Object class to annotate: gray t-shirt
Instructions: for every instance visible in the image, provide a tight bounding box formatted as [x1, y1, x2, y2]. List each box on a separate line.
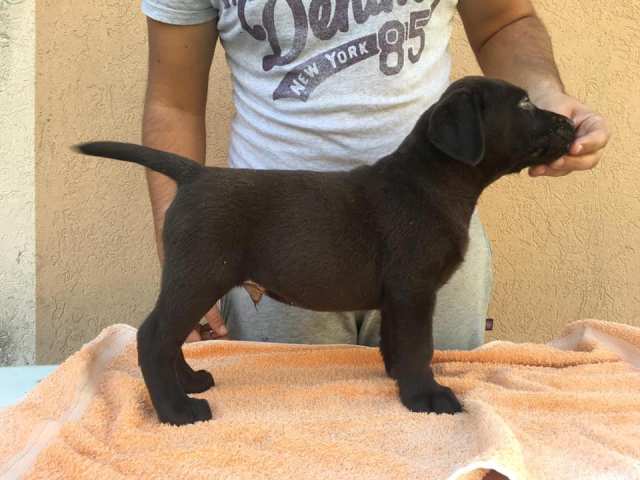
[142, 0, 459, 171]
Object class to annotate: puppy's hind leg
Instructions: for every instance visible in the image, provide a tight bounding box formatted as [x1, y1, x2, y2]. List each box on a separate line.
[137, 253, 235, 425]
[385, 288, 462, 415]
[379, 306, 398, 379]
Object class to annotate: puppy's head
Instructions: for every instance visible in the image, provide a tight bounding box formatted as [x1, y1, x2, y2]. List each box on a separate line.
[425, 76, 576, 179]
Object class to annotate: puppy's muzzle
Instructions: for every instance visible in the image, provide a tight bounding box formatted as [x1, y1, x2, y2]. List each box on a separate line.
[539, 114, 577, 160]
[553, 115, 577, 151]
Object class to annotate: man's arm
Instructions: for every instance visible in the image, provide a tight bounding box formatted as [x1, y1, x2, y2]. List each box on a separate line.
[458, 1, 609, 177]
[144, 17, 216, 256]
[143, 18, 227, 339]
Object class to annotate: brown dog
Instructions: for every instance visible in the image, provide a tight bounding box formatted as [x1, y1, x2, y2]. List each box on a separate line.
[75, 76, 576, 425]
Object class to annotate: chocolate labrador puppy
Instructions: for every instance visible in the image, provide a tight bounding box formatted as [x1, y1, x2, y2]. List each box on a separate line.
[75, 76, 575, 426]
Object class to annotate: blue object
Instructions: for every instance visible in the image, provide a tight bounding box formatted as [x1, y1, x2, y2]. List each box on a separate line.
[0, 366, 58, 409]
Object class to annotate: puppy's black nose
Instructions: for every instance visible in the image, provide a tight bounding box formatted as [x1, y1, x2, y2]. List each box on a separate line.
[553, 116, 577, 151]
[554, 116, 576, 138]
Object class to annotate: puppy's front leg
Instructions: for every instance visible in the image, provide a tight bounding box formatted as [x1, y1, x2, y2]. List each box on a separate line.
[384, 290, 462, 414]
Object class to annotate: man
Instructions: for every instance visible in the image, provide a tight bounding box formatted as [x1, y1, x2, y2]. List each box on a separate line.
[140, 0, 609, 346]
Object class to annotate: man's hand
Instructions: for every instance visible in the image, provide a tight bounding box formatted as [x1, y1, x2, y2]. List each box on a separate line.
[459, 1, 611, 178]
[185, 303, 229, 342]
[528, 91, 610, 177]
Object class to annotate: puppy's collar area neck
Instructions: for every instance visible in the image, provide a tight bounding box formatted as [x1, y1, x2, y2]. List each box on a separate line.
[383, 142, 485, 206]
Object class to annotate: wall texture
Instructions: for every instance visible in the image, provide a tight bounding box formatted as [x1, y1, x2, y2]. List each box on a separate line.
[36, 1, 640, 363]
[35, 0, 234, 363]
[454, 2, 640, 343]
[1, 0, 35, 366]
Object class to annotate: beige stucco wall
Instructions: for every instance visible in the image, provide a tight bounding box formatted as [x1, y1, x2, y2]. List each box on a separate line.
[454, 2, 640, 343]
[1, 0, 35, 366]
[35, 1, 640, 363]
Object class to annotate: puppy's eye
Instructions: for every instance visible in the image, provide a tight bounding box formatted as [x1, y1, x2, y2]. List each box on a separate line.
[518, 97, 535, 111]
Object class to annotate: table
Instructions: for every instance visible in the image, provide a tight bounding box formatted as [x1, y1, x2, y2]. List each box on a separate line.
[0, 366, 57, 409]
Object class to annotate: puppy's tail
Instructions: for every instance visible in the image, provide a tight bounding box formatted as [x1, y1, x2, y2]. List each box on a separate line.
[73, 141, 203, 184]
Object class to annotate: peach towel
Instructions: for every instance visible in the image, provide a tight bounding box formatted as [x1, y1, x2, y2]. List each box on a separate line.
[1, 319, 639, 479]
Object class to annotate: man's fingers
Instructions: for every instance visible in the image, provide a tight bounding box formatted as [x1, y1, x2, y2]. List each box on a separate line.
[573, 129, 609, 156]
[528, 165, 547, 177]
[572, 113, 609, 153]
[529, 164, 571, 177]
[204, 304, 228, 338]
[185, 329, 202, 343]
[184, 304, 228, 343]
[541, 168, 571, 177]
[549, 154, 600, 172]
[546, 169, 571, 177]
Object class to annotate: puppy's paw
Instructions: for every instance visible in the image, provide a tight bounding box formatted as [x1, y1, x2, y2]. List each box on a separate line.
[188, 397, 213, 423]
[401, 385, 462, 414]
[158, 397, 213, 426]
[180, 369, 215, 394]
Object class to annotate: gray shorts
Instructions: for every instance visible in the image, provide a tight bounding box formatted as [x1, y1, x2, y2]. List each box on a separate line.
[220, 211, 492, 350]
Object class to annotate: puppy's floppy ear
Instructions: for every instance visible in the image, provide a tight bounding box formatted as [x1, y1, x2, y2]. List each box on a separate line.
[427, 89, 485, 166]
